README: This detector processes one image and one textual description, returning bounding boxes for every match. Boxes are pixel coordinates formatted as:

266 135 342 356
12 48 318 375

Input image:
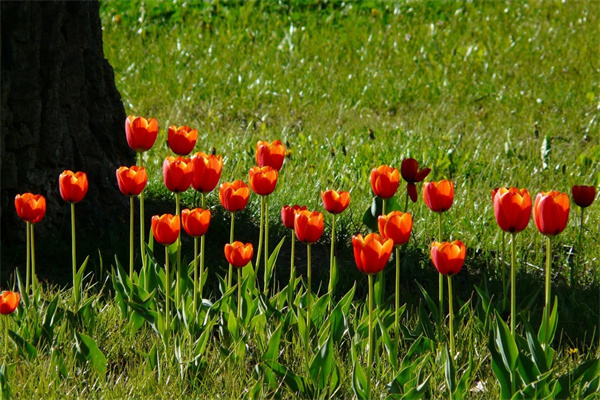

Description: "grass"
2 1 599 398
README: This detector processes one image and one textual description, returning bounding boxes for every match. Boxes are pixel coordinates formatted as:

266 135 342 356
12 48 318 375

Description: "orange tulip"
0 291 20 315
14 193 46 224
370 165 400 199
191 152 223 193
294 210 324 244
281 205 306 229
125 116 159 153
423 180 454 213
151 214 180 246
168 125 198 156
59 170 88 203
116 166 148 197
493 187 532 233
572 185 596 208
533 191 570 236
224 241 254 268
401 158 431 202
182 208 211 238
162 156 194 193
352 233 394 275
249 166 278 196
256 140 286 171
219 181 250 212
321 189 350 214
378 211 413 247
430 240 466 276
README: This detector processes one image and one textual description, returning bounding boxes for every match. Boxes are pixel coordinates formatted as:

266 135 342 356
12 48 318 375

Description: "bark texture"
1 1 134 277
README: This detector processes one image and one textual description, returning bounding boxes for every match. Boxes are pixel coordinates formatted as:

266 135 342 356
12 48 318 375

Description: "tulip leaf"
266 360 307 394
416 281 439 324
444 345 456 394
75 332 107 377
309 336 339 392
494 312 519 373
352 360 369 400
8 330 38 360
538 296 558 349
265 237 286 288
263 322 283 363
378 317 398 371
488 328 514 399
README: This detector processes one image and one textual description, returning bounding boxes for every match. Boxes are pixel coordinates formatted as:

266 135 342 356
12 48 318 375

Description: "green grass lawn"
2 1 599 398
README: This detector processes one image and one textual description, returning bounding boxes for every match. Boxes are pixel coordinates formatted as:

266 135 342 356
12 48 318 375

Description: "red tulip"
256 140 286 171
572 185 596 208
125 116 159 153
430 240 466 276
370 165 400 199
59 170 88 203
224 241 254 268
151 214 180 245
352 233 394 275
14 193 46 224
219 181 250 212
423 180 454 213
168 125 198 156
321 189 350 214
0 291 20 315
493 188 532 233
116 166 148 197
294 210 324 244
249 166 278 196
163 156 193 193
281 205 306 229
191 152 223 193
401 158 431 202
378 211 413 246
182 208 211 238
533 191 570 236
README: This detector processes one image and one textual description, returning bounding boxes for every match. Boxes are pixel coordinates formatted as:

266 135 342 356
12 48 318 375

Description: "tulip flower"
15 193 46 294
352 233 394 398
533 191 570 332
321 189 350 297
256 140 286 171
281 205 306 304
59 170 88 306
125 116 159 153
430 240 466 356
168 125 198 156
492 187 532 335
225 242 254 319
401 158 431 206
423 179 454 326
219 180 251 287
249 166 278 196
378 211 413 336
191 152 223 198
1 290 20 356
126 116 159 279
370 165 400 204
183 208 211 310
571 185 596 288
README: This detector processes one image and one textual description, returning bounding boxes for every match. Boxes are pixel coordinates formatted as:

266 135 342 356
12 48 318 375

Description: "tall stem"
367 273 374 400
438 212 443 333
448 275 455 356
307 244 312 338
193 236 199 312
264 195 270 295
4 317 8 357
238 268 242 319
175 192 181 307
138 153 147 274
200 192 206 299
130 196 135 278
375 200 387 306
501 232 507 310
31 223 37 293
228 212 235 288
510 233 517 336
71 203 79 306
544 236 552 328
395 246 400 339
288 231 296 305
382 198 386 216
26 221 31 295
165 246 170 335
328 214 337 297
255 196 264 284
573 207 584 288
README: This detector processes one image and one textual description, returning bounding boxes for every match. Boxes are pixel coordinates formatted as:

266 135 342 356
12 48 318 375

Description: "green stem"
307 244 312 337
382 198 386 216
395 246 400 340
511 233 517 336
130 196 135 278
139 153 147 275
238 268 242 319
328 214 336 297
165 246 170 336
544 236 552 329
438 212 443 334
573 207 584 289
4 317 8 357
229 212 235 288
193 236 199 312
502 232 507 310
71 203 79 306
264 195 270 295
175 192 181 307
448 275 455 356
200 193 206 299
256 196 264 284
367 273 374 400
31 224 37 293
289 231 296 305
26 222 30 295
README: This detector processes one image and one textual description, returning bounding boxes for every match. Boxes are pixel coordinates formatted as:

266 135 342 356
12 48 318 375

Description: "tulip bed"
3 1 600 398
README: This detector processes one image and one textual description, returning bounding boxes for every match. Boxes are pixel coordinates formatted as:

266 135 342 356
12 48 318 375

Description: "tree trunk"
1 1 134 281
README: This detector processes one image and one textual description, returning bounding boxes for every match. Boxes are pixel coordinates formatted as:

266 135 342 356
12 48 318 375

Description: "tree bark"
1 1 134 280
